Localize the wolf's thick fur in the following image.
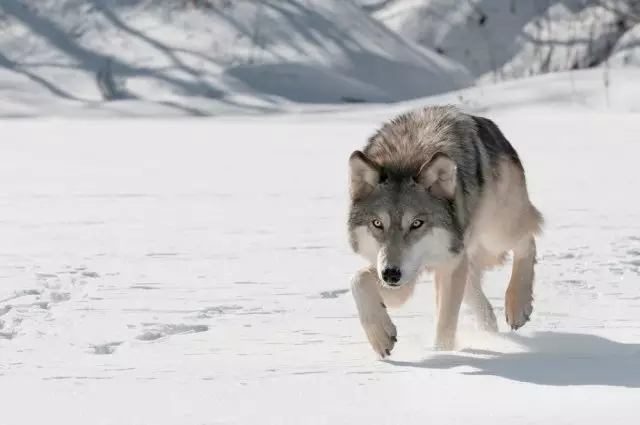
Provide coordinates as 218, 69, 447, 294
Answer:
347, 105, 543, 357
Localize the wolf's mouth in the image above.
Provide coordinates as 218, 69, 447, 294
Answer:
378, 280, 405, 290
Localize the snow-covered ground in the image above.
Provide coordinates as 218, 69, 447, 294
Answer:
2, 69, 640, 423
2, 1, 640, 423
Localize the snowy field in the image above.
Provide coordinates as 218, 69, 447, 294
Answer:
2, 69, 640, 424
2, 1, 640, 423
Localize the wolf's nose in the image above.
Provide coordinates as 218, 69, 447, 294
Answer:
381, 267, 402, 285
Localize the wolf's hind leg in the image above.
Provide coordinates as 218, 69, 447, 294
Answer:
505, 235, 537, 330
464, 252, 498, 333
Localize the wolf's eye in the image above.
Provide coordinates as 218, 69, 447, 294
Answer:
410, 219, 425, 230
371, 219, 384, 229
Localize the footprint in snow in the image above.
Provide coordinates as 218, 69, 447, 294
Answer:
91, 341, 123, 355
317, 289, 350, 299
136, 324, 209, 341
196, 305, 243, 318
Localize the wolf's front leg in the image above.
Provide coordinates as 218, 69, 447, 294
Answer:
433, 255, 469, 351
351, 267, 397, 358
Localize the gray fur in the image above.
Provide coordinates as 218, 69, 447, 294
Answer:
347, 104, 544, 357
348, 105, 507, 262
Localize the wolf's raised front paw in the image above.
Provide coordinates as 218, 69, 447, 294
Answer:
505, 287, 533, 330
361, 301, 397, 358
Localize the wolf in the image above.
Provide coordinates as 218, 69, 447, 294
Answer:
347, 105, 543, 357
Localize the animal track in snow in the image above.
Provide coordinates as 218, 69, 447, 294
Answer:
609, 237, 640, 275
91, 341, 123, 355
191, 305, 286, 319
0, 289, 42, 303
135, 323, 209, 341
316, 288, 350, 299
129, 283, 161, 290
0, 265, 102, 341
0, 330, 16, 340
195, 305, 243, 318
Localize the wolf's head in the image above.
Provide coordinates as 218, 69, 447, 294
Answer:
347, 150, 463, 288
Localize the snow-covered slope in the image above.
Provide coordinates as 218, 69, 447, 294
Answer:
0, 0, 472, 112
611, 22, 640, 66
370, 0, 639, 83
2, 74, 640, 423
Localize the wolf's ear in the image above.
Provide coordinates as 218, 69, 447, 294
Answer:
349, 150, 381, 201
415, 152, 457, 199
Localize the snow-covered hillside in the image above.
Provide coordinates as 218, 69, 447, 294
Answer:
611, 21, 640, 65
369, 0, 640, 83
0, 0, 471, 113
3, 0, 640, 113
